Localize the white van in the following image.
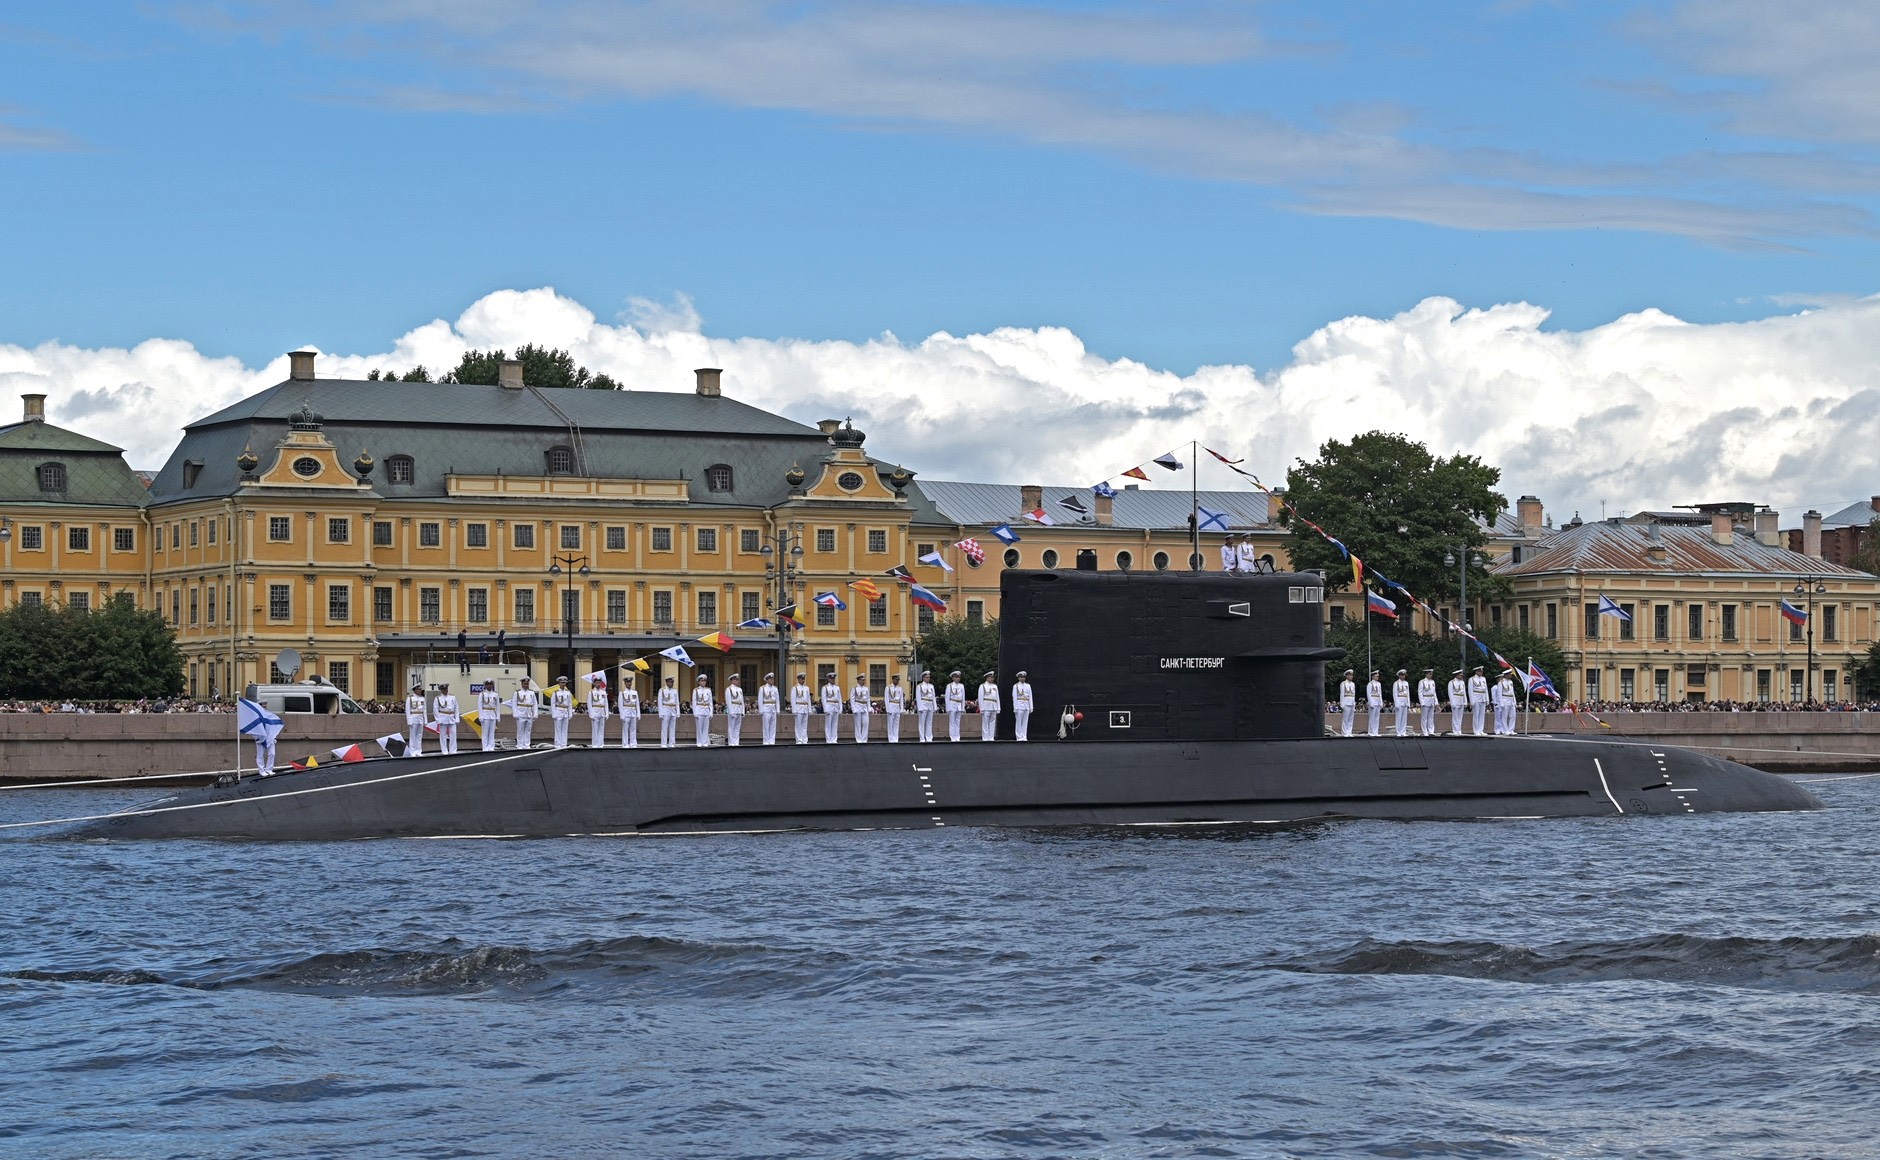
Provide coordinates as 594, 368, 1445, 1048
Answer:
244, 679, 367, 715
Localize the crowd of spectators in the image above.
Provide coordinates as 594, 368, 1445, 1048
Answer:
1561, 699, 1880, 714
0, 698, 236, 714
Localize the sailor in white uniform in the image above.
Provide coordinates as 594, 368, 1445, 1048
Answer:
1416, 669, 1438, 737
404, 683, 429, 755
512, 677, 539, 749
977, 671, 1001, 741
757, 673, 782, 745
692, 676, 714, 747
849, 678, 872, 743
1391, 669, 1411, 738
944, 671, 967, 741
1236, 536, 1260, 574
1496, 672, 1518, 735
1468, 665, 1490, 736
254, 723, 277, 776
1488, 670, 1506, 736
586, 675, 610, 748
1446, 671, 1468, 736
1011, 671, 1033, 741
1219, 533, 1238, 573
656, 677, 682, 748
820, 674, 844, 744
883, 674, 906, 743
1337, 669, 1357, 737
618, 678, 641, 748
1365, 670, 1384, 737
433, 683, 460, 754
789, 674, 814, 745
723, 674, 745, 746
550, 677, 575, 749
915, 671, 938, 743
476, 681, 502, 752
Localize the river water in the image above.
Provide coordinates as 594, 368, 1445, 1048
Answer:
3, 774, 1877, 1158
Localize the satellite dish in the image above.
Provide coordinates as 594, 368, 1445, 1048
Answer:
275, 648, 302, 679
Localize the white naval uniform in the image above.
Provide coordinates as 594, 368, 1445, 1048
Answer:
550, 686, 575, 749
513, 686, 539, 748
433, 693, 460, 755
692, 685, 714, 747
1011, 680, 1033, 741
1338, 679, 1357, 737
789, 681, 814, 745
1365, 679, 1384, 737
618, 687, 641, 747
1236, 539, 1259, 573
587, 685, 611, 748
1496, 676, 1518, 734
1219, 542, 1238, 572
915, 680, 938, 743
944, 680, 967, 741
1416, 677, 1438, 737
757, 681, 782, 745
404, 692, 429, 755
1446, 678, 1467, 736
254, 730, 276, 776
977, 680, 1001, 741
477, 687, 502, 751
1488, 676, 1506, 736
723, 683, 744, 746
820, 682, 844, 744
850, 684, 872, 743
1468, 674, 1490, 736
883, 681, 905, 743
1391, 678, 1411, 737
657, 685, 681, 748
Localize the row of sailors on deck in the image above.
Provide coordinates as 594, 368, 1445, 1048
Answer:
401, 671, 1039, 754
1337, 665, 1521, 739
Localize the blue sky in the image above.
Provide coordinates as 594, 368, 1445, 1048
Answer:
4, 2, 1880, 518
4, 1, 1877, 372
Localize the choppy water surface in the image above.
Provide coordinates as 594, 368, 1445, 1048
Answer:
4, 775, 1878, 1158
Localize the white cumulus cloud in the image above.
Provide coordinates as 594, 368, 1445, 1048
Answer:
5, 286, 1879, 526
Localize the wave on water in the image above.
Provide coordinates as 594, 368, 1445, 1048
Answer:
3, 935, 873, 1000
1283, 933, 1880, 993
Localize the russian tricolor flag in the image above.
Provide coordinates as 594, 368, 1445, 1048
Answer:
1779, 599, 1809, 626
1365, 590, 1397, 619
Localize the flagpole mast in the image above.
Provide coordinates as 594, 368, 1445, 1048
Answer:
1190, 440, 1199, 572
1524, 655, 1533, 735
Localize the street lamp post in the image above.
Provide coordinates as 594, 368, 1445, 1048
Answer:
760, 529, 805, 680
1793, 575, 1829, 704
1443, 547, 1485, 677
548, 553, 591, 681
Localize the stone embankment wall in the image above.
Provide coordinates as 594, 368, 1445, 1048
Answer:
1323, 710, 1880, 770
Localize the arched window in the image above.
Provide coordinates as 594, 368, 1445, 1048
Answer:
1003, 548, 1020, 568
386, 455, 415, 485
1041, 549, 1059, 569
1153, 551, 1170, 571
37, 462, 66, 493
546, 446, 575, 474
705, 464, 734, 492
1116, 550, 1133, 571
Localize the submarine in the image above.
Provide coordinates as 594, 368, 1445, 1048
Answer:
69, 568, 1821, 840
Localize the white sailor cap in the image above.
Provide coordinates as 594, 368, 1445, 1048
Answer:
1016, 670, 1027, 677
764, 672, 776, 679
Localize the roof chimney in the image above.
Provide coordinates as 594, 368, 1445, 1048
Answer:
694, 367, 722, 397
1020, 484, 1043, 514
288, 350, 316, 381
1803, 509, 1823, 558
498, 359, 524, 390
1755, 507, 1780, 547
1094, 491, 1114, 526
21, 394, 46, 423
1710, 512, 1734, 547
1267, 488, 1286, 525
1646, 523, 1668, 562
1517, 495, 1543, 532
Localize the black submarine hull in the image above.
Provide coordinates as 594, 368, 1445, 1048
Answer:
68, 734, 1820, 840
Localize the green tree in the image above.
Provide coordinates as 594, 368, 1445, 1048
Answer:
915, 616, 999, 682
0, 596, 183, 700
1281, 431, 1506, 603
1853, 641, 1880, 699
443, 345, 621, 390
1847, 518, 1880, 576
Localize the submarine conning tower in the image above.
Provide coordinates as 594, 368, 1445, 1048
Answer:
997, 569, 1346, 741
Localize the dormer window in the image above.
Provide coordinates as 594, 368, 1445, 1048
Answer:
182, 460, 203, 488
705, 464, 734, 492
546, 446, 575, 474
37, 462, 66, 493
386, 455, 415, 484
